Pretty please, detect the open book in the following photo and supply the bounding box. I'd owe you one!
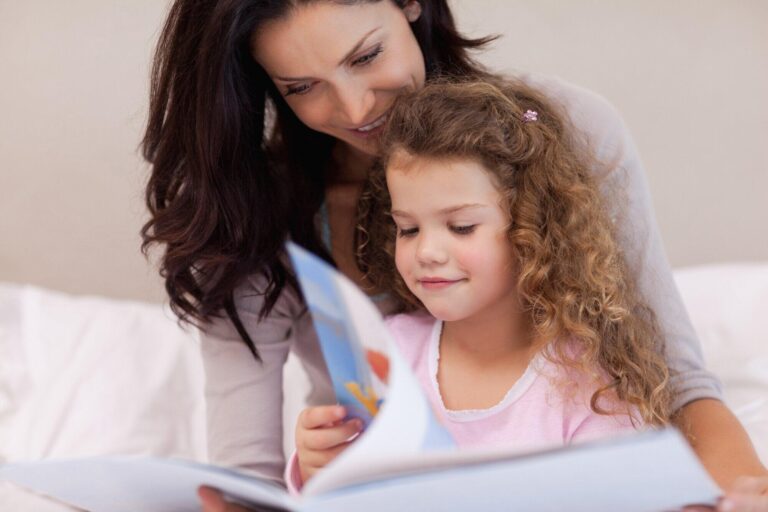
[0,243,721,512]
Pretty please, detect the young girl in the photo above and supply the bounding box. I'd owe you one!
[289,78,672,490]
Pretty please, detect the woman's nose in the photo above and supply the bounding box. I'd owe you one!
[333,79,375,126]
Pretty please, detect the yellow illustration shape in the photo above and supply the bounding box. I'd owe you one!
[344,382,380,417]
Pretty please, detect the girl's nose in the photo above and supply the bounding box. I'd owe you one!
[415,234,449,266]
[333,79,375,127]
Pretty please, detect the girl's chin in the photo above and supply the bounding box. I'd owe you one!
[423,306,466,323]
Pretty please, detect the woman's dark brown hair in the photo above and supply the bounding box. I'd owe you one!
[141,0,494,357]
[356,79,672,424]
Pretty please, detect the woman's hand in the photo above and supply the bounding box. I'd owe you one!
[718,475,768,511]
[684,474,768,512]
[198,486,253,512]
[296,405,363,484]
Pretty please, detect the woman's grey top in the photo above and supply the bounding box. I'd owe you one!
[199,74,721,484]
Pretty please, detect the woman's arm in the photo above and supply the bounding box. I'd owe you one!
[528,73,765,480]
[676,399,766,488]
[200,271,333,484]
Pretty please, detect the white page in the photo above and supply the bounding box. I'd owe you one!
[0,457,297,512]
[307,429,720,512]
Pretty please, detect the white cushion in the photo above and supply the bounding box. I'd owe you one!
[674,264,768,463]
[0,284,206,463]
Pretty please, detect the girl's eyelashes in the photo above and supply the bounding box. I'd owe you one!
[396,225,476,238]
[450,224,476,235]
[351,44,383,67]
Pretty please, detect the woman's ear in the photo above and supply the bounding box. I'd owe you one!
[402,1,422,23]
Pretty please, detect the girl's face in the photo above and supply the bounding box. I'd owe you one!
[252,1,426,157]
[388,154,521,323]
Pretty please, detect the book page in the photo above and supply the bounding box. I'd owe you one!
[0,457,297,512]
[286,243,455,496]
[310,429,721,512]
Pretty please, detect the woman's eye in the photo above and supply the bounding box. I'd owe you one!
[285,83,312,96]
[397,227,418,238]
[450,225,476,235]
[352,45,383,67]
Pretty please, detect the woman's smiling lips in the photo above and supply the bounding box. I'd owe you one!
[418,277,466,290]
[347,112,388,138]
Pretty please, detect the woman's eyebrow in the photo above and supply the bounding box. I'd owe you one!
[273,27,382,82]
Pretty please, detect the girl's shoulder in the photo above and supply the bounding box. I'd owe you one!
[384,310,436,337]
[383,311,437,357]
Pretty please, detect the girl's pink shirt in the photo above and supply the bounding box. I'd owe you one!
[286,312,639,494]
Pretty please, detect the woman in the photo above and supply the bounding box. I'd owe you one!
[141,1,767,510]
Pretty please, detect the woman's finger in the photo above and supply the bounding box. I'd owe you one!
[728,475,768,496]
[719,494,768,512]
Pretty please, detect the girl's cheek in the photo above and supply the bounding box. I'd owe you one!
[394,245,409,278]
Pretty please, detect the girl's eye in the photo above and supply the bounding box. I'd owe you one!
[285,83,312,96]
[450,225,476,235]
[352,45,383,67]
[397,227,418,238]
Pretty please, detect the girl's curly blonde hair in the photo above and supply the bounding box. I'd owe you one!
[356,77,672,426]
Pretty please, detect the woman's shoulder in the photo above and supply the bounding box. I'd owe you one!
[199,269,304,346]
[514,72,632,167]
[517,73,625,132]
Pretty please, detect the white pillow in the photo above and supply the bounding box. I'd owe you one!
[0,284,207,463]
[674,264,768,463]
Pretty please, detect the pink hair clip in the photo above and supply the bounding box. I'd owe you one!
[522,109,538,123]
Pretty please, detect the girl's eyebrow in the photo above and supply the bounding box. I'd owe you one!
[390,204,487,218]
[273,27,382,82]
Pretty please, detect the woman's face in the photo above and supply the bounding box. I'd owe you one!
[251,1,426,157]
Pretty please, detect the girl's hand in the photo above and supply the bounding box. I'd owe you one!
[296,405,363,484]
[684,475,768,512]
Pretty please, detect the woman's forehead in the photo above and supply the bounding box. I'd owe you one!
[250,1,395,77]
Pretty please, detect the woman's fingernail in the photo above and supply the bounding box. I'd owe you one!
[335,406,346,418]
[720,498,735,512]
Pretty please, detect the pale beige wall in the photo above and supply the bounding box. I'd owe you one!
[1,1,766,303]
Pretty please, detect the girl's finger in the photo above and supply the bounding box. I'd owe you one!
[299,440,356,470]
[298,405,346,430]
[301,418,363,450]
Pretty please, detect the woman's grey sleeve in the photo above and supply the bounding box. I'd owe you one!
[534,75,723,410]
[198,274,298,484]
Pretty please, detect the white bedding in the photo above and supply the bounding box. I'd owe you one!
[0,264,766,509]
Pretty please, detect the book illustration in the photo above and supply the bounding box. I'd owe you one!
[287,242,387,426]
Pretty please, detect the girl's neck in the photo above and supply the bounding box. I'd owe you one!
[437,303,537,411]
[440,301,535,362]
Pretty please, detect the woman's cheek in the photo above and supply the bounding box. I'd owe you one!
[378,48,424,92]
